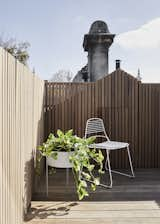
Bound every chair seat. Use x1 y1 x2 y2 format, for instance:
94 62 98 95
89 141 129 150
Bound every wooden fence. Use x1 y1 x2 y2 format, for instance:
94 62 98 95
0 47 44 224
45 70 160 169
1 46 160 223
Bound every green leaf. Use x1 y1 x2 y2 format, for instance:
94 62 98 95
94 178 100 185
51 152 58 160
66 129 73 137
77 187 89 200
98 169 105 174
91 183 96 191
57 129 63 137
85 136 96 145
88 164 95 171
82 172 91 180
79 180 87 188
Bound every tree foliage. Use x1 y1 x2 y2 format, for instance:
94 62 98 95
0 37 30 65
50 69 74 82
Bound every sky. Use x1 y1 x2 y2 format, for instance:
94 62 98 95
0 0 160 82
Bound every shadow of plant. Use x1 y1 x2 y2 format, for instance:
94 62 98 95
25 202 78 221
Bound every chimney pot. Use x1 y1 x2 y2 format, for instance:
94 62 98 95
115 59 121 70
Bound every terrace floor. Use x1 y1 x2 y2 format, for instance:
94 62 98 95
25 169 160 223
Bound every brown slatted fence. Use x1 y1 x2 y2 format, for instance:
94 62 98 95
138 84 160 168
45 69 160 169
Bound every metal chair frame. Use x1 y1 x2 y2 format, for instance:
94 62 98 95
85 118 135 188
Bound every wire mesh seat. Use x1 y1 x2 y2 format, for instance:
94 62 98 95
85 118 135 188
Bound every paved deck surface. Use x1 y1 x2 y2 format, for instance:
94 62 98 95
25 169 160 223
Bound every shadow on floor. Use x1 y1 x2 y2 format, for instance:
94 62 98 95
24 202 78 221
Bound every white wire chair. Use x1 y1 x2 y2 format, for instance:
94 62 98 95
85 118 135 188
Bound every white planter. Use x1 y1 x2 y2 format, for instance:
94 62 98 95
46 151 73 168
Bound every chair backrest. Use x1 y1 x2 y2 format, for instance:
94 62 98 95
84 118 110 141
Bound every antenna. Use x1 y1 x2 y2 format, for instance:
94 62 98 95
137 68 142 82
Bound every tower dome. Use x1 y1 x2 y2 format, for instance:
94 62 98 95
89 20 110 34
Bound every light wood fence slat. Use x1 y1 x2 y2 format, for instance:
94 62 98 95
0 47 44 224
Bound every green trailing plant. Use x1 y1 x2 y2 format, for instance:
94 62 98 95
37 129 104 200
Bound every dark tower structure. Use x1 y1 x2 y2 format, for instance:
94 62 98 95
83 20 115 82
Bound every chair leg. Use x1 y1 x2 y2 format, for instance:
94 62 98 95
106 150 113 188
46 159 48 197
127 146 135 178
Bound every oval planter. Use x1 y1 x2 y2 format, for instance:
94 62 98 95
46 151 73 168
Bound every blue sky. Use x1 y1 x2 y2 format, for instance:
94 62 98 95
0 0 160 82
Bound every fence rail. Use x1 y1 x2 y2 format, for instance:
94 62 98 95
0 47 44 224
45 70 160 169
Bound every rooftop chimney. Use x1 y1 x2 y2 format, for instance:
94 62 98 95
83 20 115 82
115 60 121 70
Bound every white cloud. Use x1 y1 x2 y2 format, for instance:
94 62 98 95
115 17 160 49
